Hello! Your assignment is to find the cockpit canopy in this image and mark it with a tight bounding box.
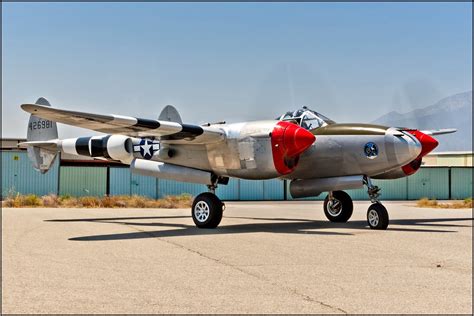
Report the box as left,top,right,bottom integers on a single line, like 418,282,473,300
277,106,335,130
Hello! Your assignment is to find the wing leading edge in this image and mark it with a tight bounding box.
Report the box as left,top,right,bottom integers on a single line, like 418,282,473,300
21,103,225,144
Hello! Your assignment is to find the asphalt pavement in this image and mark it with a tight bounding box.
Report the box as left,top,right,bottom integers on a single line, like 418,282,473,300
2,201,472,314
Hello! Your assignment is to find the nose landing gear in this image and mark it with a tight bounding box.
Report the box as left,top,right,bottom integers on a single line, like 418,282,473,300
363,176,389,230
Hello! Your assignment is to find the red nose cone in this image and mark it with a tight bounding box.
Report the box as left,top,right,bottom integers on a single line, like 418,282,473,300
402,130,439,176
283,122,316,157
271,121,316,175
409,130,439,156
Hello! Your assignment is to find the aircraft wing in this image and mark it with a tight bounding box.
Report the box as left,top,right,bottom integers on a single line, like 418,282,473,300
420,128,457,136
21,103,225,144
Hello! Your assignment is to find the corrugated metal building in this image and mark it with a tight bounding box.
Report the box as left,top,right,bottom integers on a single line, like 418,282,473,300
59,166,108,197
2,151,59,197
1,139,472,200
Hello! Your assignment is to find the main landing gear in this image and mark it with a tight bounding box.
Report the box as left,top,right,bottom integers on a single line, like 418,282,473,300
323,190,353,222
191,183,225,229
324,176,389,230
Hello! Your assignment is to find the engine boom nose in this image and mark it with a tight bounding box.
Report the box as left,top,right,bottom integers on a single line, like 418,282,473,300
401,129,439,176
283,122,316,157
271,121,316,175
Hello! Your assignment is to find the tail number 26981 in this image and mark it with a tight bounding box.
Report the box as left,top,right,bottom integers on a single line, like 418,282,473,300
29,120,53,130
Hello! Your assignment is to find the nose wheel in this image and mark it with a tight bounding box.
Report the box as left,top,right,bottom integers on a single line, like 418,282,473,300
367,203,389,230
364,176,389,230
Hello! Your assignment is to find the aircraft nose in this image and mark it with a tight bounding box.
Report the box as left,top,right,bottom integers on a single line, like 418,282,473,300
282,122,316,157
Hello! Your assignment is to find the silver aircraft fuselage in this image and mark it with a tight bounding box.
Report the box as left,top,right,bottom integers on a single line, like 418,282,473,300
145,120,423,181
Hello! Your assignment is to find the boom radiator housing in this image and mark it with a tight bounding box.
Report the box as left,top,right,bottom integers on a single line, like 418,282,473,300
290,175,364,198
130,159,214,185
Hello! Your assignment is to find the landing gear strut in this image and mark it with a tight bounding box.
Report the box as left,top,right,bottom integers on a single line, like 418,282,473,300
191,182,225,229
363,176,389,230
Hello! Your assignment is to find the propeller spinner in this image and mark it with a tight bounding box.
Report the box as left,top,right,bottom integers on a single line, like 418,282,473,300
271,121,316,175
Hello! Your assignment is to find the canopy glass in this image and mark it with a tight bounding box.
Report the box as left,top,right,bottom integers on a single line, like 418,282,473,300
277,106,335,130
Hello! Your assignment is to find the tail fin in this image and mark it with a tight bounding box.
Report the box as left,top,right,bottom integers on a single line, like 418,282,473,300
24,97,59,174
158,105,182,124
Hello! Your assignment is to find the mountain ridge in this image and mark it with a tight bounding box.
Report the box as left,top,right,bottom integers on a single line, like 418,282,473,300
372,91,472,152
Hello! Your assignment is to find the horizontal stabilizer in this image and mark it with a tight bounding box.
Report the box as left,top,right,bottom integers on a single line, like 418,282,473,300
18,139,60,151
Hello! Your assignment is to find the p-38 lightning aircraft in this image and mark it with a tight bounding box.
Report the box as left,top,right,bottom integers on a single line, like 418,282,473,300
20,98,456,230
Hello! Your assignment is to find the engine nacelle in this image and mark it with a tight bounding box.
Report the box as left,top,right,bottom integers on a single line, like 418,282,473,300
61,135,134,163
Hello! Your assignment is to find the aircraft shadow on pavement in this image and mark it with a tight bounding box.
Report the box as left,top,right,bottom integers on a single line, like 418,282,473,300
45,213,473,242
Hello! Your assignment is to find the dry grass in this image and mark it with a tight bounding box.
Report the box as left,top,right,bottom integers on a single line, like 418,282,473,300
2,193,193,209
416,197,472,209
3,194,42,207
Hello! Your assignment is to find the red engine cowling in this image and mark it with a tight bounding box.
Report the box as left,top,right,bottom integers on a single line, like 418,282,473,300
401,130,438,175
271,121,315,175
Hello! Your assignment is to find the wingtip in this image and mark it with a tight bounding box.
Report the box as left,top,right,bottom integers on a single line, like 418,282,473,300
20,103,37,113
21,98,52,112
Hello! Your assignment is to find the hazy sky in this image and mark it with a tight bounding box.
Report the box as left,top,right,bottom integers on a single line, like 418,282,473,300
2,2,472,138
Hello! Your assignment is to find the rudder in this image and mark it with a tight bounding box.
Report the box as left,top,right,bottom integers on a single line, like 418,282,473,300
158,105,183,124
26,97,59,173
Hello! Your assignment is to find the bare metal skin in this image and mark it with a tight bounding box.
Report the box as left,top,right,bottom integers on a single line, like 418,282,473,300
155,122,421,181
19,100,453,230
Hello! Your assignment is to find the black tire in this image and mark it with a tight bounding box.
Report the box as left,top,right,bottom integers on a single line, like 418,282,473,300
191,192,223,228
323,191,353,222
367,203,389,230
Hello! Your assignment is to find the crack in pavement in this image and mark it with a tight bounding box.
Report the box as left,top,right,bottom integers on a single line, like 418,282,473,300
124,223,348,314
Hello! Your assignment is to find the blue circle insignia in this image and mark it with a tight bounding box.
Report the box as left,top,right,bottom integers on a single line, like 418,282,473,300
364,142,378,159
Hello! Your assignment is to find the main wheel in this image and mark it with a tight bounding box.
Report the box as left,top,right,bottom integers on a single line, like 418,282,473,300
323,191,353,222
192,192,223,228
367,203,389,230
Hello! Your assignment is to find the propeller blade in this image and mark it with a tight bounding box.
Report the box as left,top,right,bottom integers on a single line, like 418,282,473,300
420,128,457,136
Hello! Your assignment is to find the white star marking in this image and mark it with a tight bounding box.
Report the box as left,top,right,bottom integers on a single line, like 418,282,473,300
141,139,152,157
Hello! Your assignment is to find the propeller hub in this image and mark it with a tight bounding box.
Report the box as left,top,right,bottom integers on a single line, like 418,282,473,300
271,121,316,175
410,130,439,156
402,130,439,175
